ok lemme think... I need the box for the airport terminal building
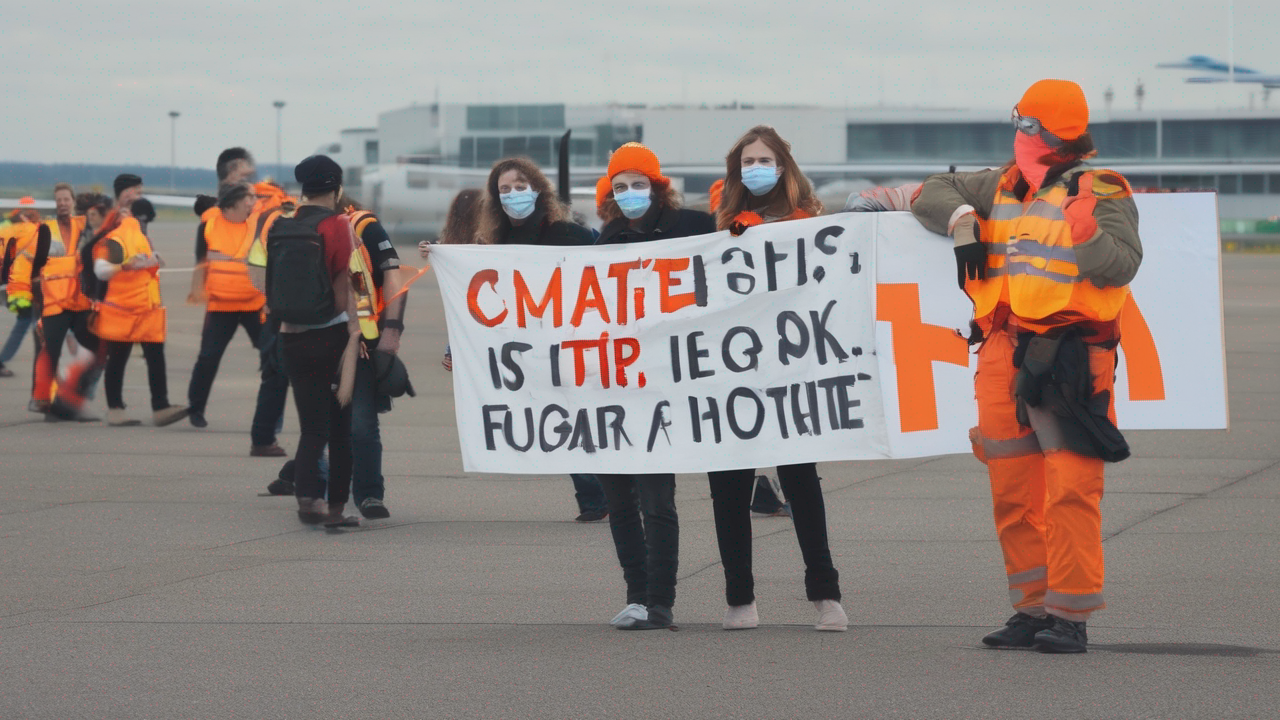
[319,102,1280,232]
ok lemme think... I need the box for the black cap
[114,173,143,198]
[373,350,415,398]
[294,155,343,196]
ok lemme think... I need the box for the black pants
[707,462,841,605]
[187,311,263,414]
[597,473,679,609]
[282,324,352,505]
[104,341,170,411]
[40,311,99,376]
[251,317,290,447]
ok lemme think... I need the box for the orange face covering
[1014,132,1054,192]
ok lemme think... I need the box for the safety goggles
[1011,107,1064,148]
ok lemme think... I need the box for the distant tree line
[0,162,291,196]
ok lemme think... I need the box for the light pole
[169,111,180,190]
[273,101,286,178]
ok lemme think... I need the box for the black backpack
[265,208,337,325]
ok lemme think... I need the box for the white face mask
[499,188,539,220]
[614,188,652,219]
[741,165,779,196]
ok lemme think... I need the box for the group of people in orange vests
[2,79,1142,651]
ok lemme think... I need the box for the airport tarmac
[0,222,1276,719]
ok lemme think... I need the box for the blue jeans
[0,308,33,364]
[351,355,388,504]
[250,318,290,447]
[572,474,606,514]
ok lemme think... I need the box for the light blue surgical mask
[614,188,652,219]
[741,165,779,196]
[499,188,539,220]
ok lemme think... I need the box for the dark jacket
[495,209,594,247]
[596,205,716,246]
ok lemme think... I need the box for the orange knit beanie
[1017,79,1089,141]
[606,142,670,188]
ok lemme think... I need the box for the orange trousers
[973,327,1116,621]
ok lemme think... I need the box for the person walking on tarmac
[592,143,715,631]
[266,155,360,526]
[245,179,296,458]
[87,174,189,427]
[911,80,1142,653]
[0,200,50,381]
[36,184,101,421]
[709,125,848,633]
[336,196,408,519]
[185,181,267,429]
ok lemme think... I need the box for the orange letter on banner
[654,258,697,313]
[514,267,562,328]
[1119,294,1166,401]
[570,267,611,327]
[467,269,507,327]
[876,283,971,432]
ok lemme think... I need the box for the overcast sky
[5,0,1274,169]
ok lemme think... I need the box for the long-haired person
[476,157,593,247]
[709,126,847,632]
[912,80,1142,653]
[421,159,605,524]
[593,143,716,630]
[424,188,482,372]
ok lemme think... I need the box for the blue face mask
[741,165,779,196]
[614,188,652,219]
[499,188,539,220]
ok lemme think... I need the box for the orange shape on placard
[876,283,971,433]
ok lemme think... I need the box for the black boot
[981,612,1055,648]
[1033,616,1088,653]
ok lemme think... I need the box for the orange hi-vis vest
[92,217,165,343]
[41,216,90,316]
[346,210,385,341]
[203,210,266,313]
[969,167,1131,332]
[3,222,43,296]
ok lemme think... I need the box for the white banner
[431,193,1227,473]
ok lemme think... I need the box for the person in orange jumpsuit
[912,80,1143,653]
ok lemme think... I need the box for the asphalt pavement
[0,222,1276,719]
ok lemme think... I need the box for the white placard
[431,195,1227,472]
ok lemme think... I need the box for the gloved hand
[1063,173,1099,245]
[729,211,762,237]
[951,214,987,288]
[7,291,32,313]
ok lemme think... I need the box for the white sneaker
[723,602,759,630]
[610,603,648,628]
[814,600,848,631]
